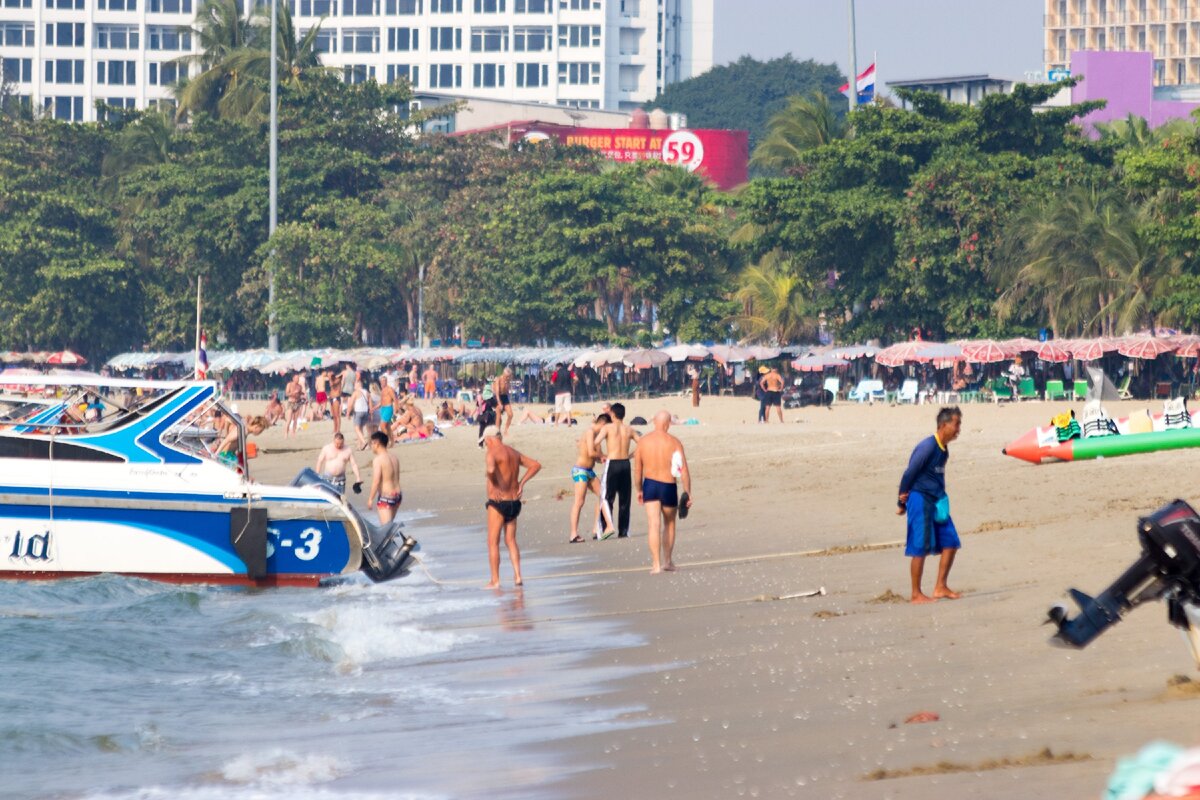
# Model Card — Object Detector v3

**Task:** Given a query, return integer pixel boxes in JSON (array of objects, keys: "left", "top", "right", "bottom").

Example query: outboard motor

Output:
[
  {"left": 290, "top": 468, "right": 418, "bottom": 583},
  {"left": 1048, "top": 499, "right": 1200, "bottom": 649}
]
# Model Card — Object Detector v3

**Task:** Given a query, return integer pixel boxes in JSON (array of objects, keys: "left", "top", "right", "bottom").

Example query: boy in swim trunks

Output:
[
  {"left": 569, "top": 414, "right": 615, "bottom": 543},
  {"left": 368, "top": 430, "right": 402, "bottom": 524},
  {"left": 379, "top": 376, "right": 397, "bottom": 439},
  {"left": 481, "top": 425, "right": 541, "bottom": 588},
  {"left": 633, "top": 411, "right": 692, "bottom": 574},
  {"left": 897, "top": 406, "right": 963, "bottom": 604}
]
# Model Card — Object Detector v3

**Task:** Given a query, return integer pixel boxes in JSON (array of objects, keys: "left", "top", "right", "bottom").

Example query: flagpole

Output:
[
  {"left": 873, "top": 49, "right": 877, "bottom": 104},
  {"left": 194, "top": 275, "right": 203, "bottom": 380},
  {"left": 847, "top": 0, "right": 858, "bottom": 110}
]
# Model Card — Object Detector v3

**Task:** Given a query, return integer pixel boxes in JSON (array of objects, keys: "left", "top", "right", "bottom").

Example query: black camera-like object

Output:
[{"left": 1048, "top": 499, "right": 1200, "bottom": 648}]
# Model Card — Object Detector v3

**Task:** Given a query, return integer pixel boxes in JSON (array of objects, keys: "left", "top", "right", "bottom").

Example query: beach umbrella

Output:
[
  {"left": 1032, "top": 341, "right": 1071, "bottom": 363},
  {"left": 708, "top": 344, "right": 751, "bottom": 363},
  {"left": 1118, "top": 336, "right": 1177, "bottom": 360},
  {"left": 1070, "top": 338, "right": 1122, "bottom": 361},
  {"left": 960, "top": 340, "right": 1010, "bottom": 364},
  {"left": 623, "top": 348, "right": 670, "bottom": 369},
  {"left": 875, "top": 341, "right": 935, "bottom": 367},
  {"left": 913, "top": 343, "right": 962, "bottom": 363},
  {"left": 1000, "top": 337, "right": 1041, "bottom": 353},
  {"left": 744, "top": 345, "right": 782, "bottom": 361},
  {"left": 586, "top": 348, "right": 627, "bottom": 367},
  {"left": 831, "top": 344, "right": 878, "bottom": 360},
  {"left": 791, "top": 354, "right": 848, "bottom": 372},
  {"left": 1174, "top": 336, "right": 1200, "bottom": 358},
  {"left": 46, "top": 350, "right": 87, "bottom": 366},
  {"left": 662, "top": 344, "right": 709, "bottom": 362}
]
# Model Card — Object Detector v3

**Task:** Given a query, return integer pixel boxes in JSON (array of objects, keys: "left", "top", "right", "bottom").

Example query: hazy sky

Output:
[{"left": 714, "top": 0, "right": 1046, "bottom": 86}]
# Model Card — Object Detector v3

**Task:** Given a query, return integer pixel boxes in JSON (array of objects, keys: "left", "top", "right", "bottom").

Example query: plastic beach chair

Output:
[
  {"left": 897, "top": 379, "right": 918, "bottom": 404},
  {"left": 1073, "top": 379, "right": 1089, "bottom": 401},
  {"left": 867, "top": 380, "right": 886, "bottom": 403},
  {"left": 990, "top": 378, "right": 1014, "bottom": 403},
  {"left": 1017, "top": 377, "right": 1037, "bottom": 401},
  {"left": 1117, "top": 374, "right": 1134, "bottom": 400},
  {"left": 1044, "top": 379, "right": 1068, "bottom": 401},
  {"left": 823, "top": 377, "right": 840, "bottom": 404}
]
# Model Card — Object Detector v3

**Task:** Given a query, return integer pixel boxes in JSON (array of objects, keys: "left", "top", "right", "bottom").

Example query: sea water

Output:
[{"left": 0, "top": 512, "right": 649, "bottom": 800}]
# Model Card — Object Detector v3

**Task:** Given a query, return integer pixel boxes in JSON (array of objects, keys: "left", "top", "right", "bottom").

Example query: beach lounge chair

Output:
[
  {"left": 1017, "top": 377, "right": 1038, "bottom": 401},
  {"left": 1117, "top": 374, "right": 1134, "bottom": 400},
  {"left": 1044, "top": 380, "right": 1068, "bottom": 401},
  {"left": 867, "top": 380, "right": 886, "bottom": 403},
  {"left": 1164, "top": 397, "right": 1191, "bottom": 430},
  {"left": 849, "top": 379, "right": 884, "bottom": 403},
  {"left": 1080, "top": 400, "right": 1118, "bottom": 438},
  {"left": 847, "top": 380, "right": 872, "bottom": 402},
  {"left": 1073, "top": 379, "right": 1089, "bottom": 402},
  {"left": 897, "top": 379, "right": 918, "bottom": 404},
  {"left": 823, "top": 377, "right": 840, "bottom": 404},
  {"left": 990, "top": 378, "right": 1014, "bottom": 403}
]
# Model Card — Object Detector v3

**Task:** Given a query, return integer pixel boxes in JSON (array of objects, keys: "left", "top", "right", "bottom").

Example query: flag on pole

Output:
[
  {"left": 196, "top": 331, "right": 209, "bottom": 380},
  {"left": 838, "top": 63, "right": 876, "bottom": 104}
]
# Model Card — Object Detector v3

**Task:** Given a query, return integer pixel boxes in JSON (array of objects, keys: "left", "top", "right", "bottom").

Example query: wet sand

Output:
[{"left": 248, "top": 394, "right": 1200, "bottom": 798}]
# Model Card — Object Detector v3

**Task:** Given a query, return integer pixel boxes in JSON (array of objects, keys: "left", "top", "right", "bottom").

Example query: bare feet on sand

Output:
[
  {"left": 485, "top": 581, "right": 500, "bottom": 590},
  {"left": 650, "top": 566, "right": 662, "bottom": 574},
  {"left": 932, "top": 587, "right": 961, "bottom": 600},
  {"left": 911, "top": 592, "right": 936, "bottom": 604},
  {"left": 663, "top": 563, "right": 677, "bottom": 572}
]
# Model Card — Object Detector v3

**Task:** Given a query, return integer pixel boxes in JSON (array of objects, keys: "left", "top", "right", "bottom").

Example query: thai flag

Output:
[
  {"left": 839, "top": 63, "right": 876, "bottom": 104},
  {"left": 196, "top": 332, "right": 209, "bottom": 380}
]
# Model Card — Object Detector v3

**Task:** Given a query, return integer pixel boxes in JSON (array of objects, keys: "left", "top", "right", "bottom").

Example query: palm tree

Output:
[
  {"left": 177, "top": 0, "right": 258, "bottom": 72},
  {"left": 1091, "top": 203, "right": 1181, "bottom": 335},
  {"left": 100, "top": 110, "right": 175, "bottom": 188},
  {"left": 750, "top": 92, "right": 847, "bottom": 175},
  {"left": 730, "top": 251, "right": 816, "bottom": 343},
  {"left": 1094, "top": 112, "right": 1195, "bottom": 151}
]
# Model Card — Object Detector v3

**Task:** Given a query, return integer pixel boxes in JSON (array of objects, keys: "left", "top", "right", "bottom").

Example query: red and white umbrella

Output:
[
  {"left": 1174, "top": 336, "right": 1200, "bottom": 359},
  {"left": 1001, "top": 337, "right": 1040, "bottom": 354},
  {"left": 46, "top": 350, "right": 87, "bottom": 366},
  {"left": 1032, "top": 341, "right": 1071, "bottom": 363},
  {"left": 1118, "top": 336, "right": 1177, "bottom": 360},
  {"left": 961, "top": 340, "right": 1011, "bottom": 364},
  {"left": 875, "top": 341, "right": 937, "bottom": 368},
  {"left": 1070, "top": 338, "right": 1120, "bottom": 361}
]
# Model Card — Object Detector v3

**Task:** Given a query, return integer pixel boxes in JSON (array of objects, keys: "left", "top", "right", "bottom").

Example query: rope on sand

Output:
[{"left": 407, "top": 540, "right": 905, "bottom": 588}]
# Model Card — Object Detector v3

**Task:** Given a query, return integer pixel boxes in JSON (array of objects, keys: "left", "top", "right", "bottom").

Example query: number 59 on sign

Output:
[{"left": 661, "top": 131, "right": 705, "bottom": 172}]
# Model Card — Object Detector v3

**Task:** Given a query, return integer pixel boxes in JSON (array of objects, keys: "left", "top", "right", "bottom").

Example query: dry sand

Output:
[{"left": 248, "top": 393, "right": 1200, "bottom": 798}]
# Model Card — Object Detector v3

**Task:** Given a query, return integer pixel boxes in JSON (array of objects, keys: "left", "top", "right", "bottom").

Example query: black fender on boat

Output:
[{"left": 290, "top": 468, "right": 418, "bottom": 582}]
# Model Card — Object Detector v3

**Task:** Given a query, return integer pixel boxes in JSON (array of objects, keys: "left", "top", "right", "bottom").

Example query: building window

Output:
[
  {"left": 44, "top": 59, "right": 84, "bottom": 84},
  {"left": 3, "top": 0, "right": 32, "bottom": 9},
  {"left": 1, "top": 57, "right": 32, "bottom": 83},
  {"left": 300, "top": 0, "right": 336, "bottom": 13},
  {"left": 343, "top": 63, "right": 375, "bottom": 83},
  {"left": 1097, "top": 30, "right": 1106, "bottom": 49},
  {"left": 430, "top": 26, "right": 461, "bottom": 50},
  {"left": 98, "top": 0, "right": 136, "bottom": 9},
  {"left": 387, "top": 26, "right": 418, "bottom": 50},
  {"left": 309, "top": 28, "right": 337, "bottom": 52},
  {"left": 513, "top": 26, "right": 550, "bottom": 51},
  {"left": 97, "top": 24, "right": 140, "bottom": 49},
  {"left": 558, "top": 61, "right": 599, "bottom": 85},
  {"left": 47, "top": 95, "right": 85, "bottom": 121},
  {"left": 45, "top": 23, "right": 86, "bottom": 48},
  {"left": 148, "top": 0, "right": 193, "bottom": 12},
  {"left": 472, "top": 62, "right": 504, "bottom": 87},
  {"left": 97, "top": 59, "right": 136, "bottom": 84},
  {"left": 1, "top": 23, "right": 34, "bottom": 47},
  {"left": 559, "top": 24, "right": 600, "bottom": 47},
  {"left": 515, "top": 62, "right": 547, "bottom": 87},
  {"left": 474, "top": 0, "right": 504, "bottom": 10},
  {"left": 557, "top": 98, "right": 598, "bottom": 108},
  {"left": 515, "top": 0, "right": 549, "bottom": 9},
  {"left": 385, "top": 0, "right": 420, "bottom": 10},
  {"left": 45, "top": 0, "right": 84, "bottom": 8},
  {"left": 386, "top": 63, "right": 417, "bottom": 86},
  {"left": 343, "top": 28, "right": 378, "bottom": 52},
  {"left": 429, "top": 63, "right": 461, "bottom": 87},
  {"left": 471, "top": 26, "right": 508, "bottom": 51},
  {"left": 343, "top": 0, "right": 377, "bottom": 13},
  {"left": 429, "top": 0, "right": 460, "bottom": 10},
  {"left": 148, "top": 26, "right": 191, "bottom": 49},
  {"left": 148, "top": 61, "right": 185, "bottom": 84},
  {"left": 559, "top": 0, "right": 599, "bottom": 8}
]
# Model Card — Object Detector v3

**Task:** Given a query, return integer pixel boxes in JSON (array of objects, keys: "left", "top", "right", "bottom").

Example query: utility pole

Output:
[
  {"left": 847, "top": 0, "right": 859, "bottom": 110},
  {"left": 267, "top": 0, "right": 279, "bottom": 351},
  {"left": 417, "top": 263, "right": 425, "bottom": 348}
]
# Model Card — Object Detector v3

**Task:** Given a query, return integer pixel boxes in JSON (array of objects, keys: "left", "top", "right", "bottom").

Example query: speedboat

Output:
[{"left": 0, "top": 375, "right": 415, "bottom": 587}]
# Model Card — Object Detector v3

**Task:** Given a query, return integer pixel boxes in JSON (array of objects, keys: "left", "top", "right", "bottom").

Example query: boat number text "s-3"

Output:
[
  {"left": 7, "top": 531, "right": 52, "bottom": 562},
  {"left": 266, "top": 527, "right": 322, "bottom": 561}
]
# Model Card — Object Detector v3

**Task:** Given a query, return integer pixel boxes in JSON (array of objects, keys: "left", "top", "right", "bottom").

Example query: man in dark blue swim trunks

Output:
[
  {"left": 481, "top": 425, "right": 541, "bottom": 588},
  {"left": 897, "top": 406, "right": 963, "bottom": 604},
  {"left": 633, "top": 411, "right": 692, "bottom": 574}
]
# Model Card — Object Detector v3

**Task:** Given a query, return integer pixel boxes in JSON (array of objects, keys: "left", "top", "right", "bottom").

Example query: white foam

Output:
[
  {"left": 77, "top": 787, "right": 439, "bottom": 800},
  {"left": 219, "top": 748, "right": 343, "bottom": 787}
]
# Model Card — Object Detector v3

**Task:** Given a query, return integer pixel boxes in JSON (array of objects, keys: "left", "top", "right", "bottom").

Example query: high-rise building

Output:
[
  {"left": 1045, "top": 0, "right": 1200, "bottom": 86},
  {"left": 0, "top": 0, "right": 713, "bottom": 121}
]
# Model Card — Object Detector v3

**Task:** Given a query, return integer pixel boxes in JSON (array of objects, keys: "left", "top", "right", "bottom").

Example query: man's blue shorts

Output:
[{"left": 905, "top": 491, "right": 961, "bottom": 557}]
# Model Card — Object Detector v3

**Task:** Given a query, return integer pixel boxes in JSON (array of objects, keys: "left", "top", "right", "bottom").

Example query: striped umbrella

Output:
[
  {"left": 1118, "top": 336, "right": 1177, "bottom": 360},
  {"left": 1174, "top": 336, "right": 1200, "bottom": 358},
  {"left": 1032, "top": 341, "right": 1071, "bottom": 363},
  {"left": 1070, "top": 338, "right": 1119, "bottom": 361},
  {"left": 1001, "top": 337, "right": 1040, "bottom": 353},
  {"left": 875, "top": 341, "right": 937, "bottom": 368},
  {"left": 961, "top": 340, "right": 1011, "bottom": 364}
]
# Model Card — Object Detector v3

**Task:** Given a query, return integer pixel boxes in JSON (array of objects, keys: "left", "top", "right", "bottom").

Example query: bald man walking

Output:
[{"left": 633, "top": 410, "right": 692, "bottom": 574}]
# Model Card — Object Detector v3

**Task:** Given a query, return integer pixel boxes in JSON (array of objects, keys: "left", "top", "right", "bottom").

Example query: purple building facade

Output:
[{"left": 1071, "top": 50, "right": 1200, "bottom": 134}]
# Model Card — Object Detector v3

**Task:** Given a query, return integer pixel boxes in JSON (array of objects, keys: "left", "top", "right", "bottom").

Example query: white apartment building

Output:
[
  {"left": 1045, "top": 0, "right": 1200, "bottom": 85},
  {"left": 0, "top": 0, "right": 712, "bottom": 121}
]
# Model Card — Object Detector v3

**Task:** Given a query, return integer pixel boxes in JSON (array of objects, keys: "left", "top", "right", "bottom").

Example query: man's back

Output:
[
  {"left": 601, "top": 422, "right": 637, "bottom": 459},
  {"left": 487, "top": 444, "right": 521, "bottom": 499},
  {"left": 375, "top": 451, "right": 399, "bottom": 490},
  {"left": 637, "top": 430, "right": 682, "bottom": 482}
]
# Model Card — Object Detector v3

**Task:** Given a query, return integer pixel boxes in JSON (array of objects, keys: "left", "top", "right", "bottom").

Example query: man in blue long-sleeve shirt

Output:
[{"left": 897, "top": 406, "right": 963, "bottom": 604}]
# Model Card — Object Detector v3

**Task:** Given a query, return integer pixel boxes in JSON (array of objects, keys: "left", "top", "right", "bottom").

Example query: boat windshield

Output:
[{"left": 163, "top": 395, "right": 250, "bottom": 478}]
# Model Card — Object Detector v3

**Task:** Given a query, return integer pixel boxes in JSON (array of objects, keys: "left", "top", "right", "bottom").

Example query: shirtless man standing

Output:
[
  {"left": 315, "top": 432, "right": 363, "bottom": 496},
  {"left": 379, "top": 376, "right": 397, "bottom": 441},
  {"left": 759, "top": 367, "right": 785, "bottom": 423},
  {"left": 284, "top": 373, "right": 304, "bottom": 437},
  {"left": 568, "top": 414, "right": 615, "bottom": 543},
  {"left": 422, "top": 364, "right": 439, "bottom": 400},
  {"left": 328, "top": 367, "right": 344, "bottom": 435},
  {"left": 493, "top": 368, "right": 514, "bottom": 436},
  {"left": 633, "top": 410, "right": 693, "bottom": 574},
  {"left": 314, "top": 369, "right": 329, "bottom": 421},
  {"left": 595, "top": 402, "right": 639, "bottom": 539},
  {"left": 480, "top": 425, "right": 541, "bottom": 588},
  {"left": 367, "top": 431, "right": 402, "bottom": 524}
]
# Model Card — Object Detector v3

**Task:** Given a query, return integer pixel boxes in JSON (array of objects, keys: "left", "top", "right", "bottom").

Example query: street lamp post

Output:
[
  {"left": 417, "top": 262, "right": 425, "bottom": 348},
  {"left": 847, "top": 0, "right": 859, "bottom": 111},
  {"left": 267, "top": 0, "right": 279, "bottom": 351}
]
